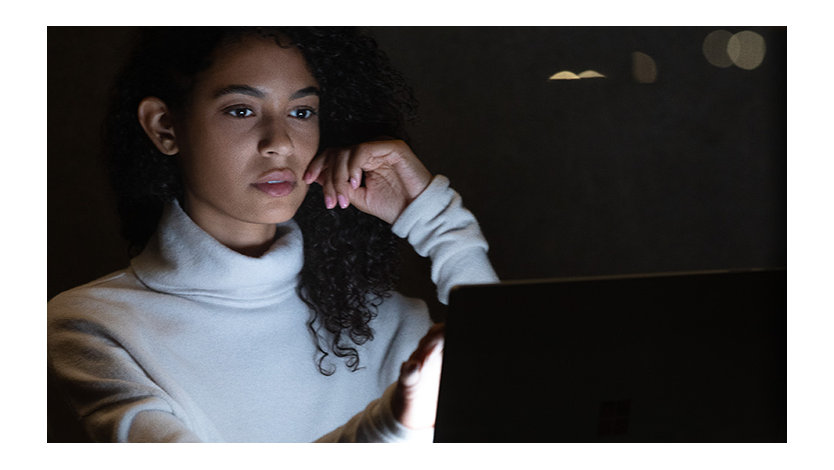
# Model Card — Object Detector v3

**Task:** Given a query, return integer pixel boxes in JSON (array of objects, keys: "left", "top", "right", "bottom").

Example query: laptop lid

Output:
[{"left": 433, "top": 268, "right": 786, "bottom": 442}]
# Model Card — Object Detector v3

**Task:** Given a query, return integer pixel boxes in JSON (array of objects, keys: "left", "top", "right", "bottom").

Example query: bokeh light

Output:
[
  {"left": 727, "top": 30, "right": 766, "bottom": 70},
  {"left": 703, "top": 29, "right": 766, "bottom": 70},
  {"left": 549, "top": 71, "right": 580, "bottom": 80},
  {"left": 631, "top": 51, "right": 657, "bottom": 83},
  {"left": 549, "top": 70, "right": 605, "bottom": 80},
  {"left": 702, "top": 29, "right": 734, "bottom": 68},
  {"left": 577, "top": 70, "right": 606, "bottom": 78}
]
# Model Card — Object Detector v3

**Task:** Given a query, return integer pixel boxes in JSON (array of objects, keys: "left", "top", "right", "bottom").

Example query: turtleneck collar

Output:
[{"left": 130, "top": 201, "right": 304, "bottom": 307}]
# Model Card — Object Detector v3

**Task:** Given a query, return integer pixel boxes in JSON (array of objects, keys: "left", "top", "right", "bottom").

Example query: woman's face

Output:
[{"left": 171, "top": 36, "right": 320, "bottom": 246}]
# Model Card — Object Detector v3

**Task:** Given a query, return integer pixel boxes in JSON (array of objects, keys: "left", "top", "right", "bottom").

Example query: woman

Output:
[{"left": 47, "top": 27, "right": 498, "bottom": 442}]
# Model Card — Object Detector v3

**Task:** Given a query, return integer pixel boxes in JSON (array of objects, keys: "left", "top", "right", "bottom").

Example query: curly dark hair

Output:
[{"left": 104, "top": 26, "right": 418, "bottom": 375}]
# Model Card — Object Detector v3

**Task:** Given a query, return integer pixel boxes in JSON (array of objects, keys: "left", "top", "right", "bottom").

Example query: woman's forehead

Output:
[{"left": 194, "top": 36, "right": 317, "bottom": 94}]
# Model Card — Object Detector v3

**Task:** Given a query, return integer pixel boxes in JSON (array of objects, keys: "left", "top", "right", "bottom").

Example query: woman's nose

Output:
[{"left": 258, "top": 118, "right": 294, "bottom": 158}]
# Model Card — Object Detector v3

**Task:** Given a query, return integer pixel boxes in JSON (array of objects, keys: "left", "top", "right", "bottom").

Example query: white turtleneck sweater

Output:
[{"left": 47, "top": 175, "right": 498, "bottom": 442}]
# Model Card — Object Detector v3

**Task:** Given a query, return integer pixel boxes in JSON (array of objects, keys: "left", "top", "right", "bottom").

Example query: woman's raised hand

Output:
[{"left": 303, "top": 139, "right": 432, "bottom": 224}]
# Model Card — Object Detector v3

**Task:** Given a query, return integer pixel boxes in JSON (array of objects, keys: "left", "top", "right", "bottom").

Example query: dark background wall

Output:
[{"left": 47, "top": 27, "right": 786, "bottom": 314}]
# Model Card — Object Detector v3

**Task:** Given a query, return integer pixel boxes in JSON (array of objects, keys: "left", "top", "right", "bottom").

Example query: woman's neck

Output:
[{"left": 180, "top": 198, "right": 278, "bottom": 258}]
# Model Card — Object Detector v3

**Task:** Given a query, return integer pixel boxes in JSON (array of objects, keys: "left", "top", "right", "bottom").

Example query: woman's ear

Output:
[{"left": 137, "top": 97, "right": 179, "bottom": 155}]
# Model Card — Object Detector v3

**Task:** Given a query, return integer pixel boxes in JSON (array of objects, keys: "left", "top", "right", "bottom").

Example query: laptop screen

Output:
[{"left": 433, "top": 269, "right": 786, "bottom": 442}]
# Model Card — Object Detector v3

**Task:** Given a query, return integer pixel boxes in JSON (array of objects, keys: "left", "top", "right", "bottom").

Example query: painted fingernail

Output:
[
  {"left": 350, "top": 177, "right": 359, "bottom": 189},
  {"left": 337, "top": 194, "right": 349, "bottom": 209},
  {"left": 325, "top": 195, "right": 335, "bottom": 209}
]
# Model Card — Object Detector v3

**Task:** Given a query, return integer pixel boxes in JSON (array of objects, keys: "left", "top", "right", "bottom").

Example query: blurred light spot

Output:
[
  {"left": 702, "top": 29, "right": 734, "bottom": 68},
  {"left": 727, "top": 30, "right": 766, "bottom": 70},
  {"left": 549, "top": 71, "right": 581, "bottom": 80},
  {"left": 549, "top": 70, "right": 606, "bottom": 80},
  {"left": 703, "top": 29, "right": 767, "bottom": 70},
  {"left": 631, "top": 51, "right": 657, "bottom": 83}
]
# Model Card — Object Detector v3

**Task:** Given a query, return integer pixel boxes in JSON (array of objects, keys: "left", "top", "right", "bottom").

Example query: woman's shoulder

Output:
[
  {"left": 47, "top": 267, "right": 147, "bottom": 323},
  {"left": 373, "top": 291, "right": 434, "bottom": 338}
]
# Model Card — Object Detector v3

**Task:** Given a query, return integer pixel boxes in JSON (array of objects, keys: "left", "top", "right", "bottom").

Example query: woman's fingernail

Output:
[
  {"left": 325, "top": 196, "right": 335, "bottom": 209},
  {"left": 338, "top": 194, "right": 349, "bottom": 209},
  {"left": 401, "top": 360, "right": 421, "bottom": 386},
  {"left": 402, "top": 360, "right": 418, "bottom": 374},
  {"left": 350, "top": 177, "right": 359, "bottom": 189}
]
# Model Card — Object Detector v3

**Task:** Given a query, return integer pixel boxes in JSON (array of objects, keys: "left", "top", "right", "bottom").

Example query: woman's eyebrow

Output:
[
  {"left": 290, "top": 86, "right": 320, "bottom": 100},
  {"left": 212, "top": 85, "right": 320, "bottom": 101},
  {"left": 213, "top": 84, "right": 265, "bottom": 99}
]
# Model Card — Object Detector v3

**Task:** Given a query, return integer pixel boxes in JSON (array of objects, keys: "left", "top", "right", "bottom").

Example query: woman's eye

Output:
[
  {"left": 290, "top": 108, "right": 317, "bottom": 120},
  {"left": 226, "top": 107, "right": 254, "bottom": 118}
]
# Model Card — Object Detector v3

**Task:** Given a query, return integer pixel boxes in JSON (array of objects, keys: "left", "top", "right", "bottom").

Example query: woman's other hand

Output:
[
  {"left": 303, "top": 139, "right": 432, "bottom": 224},
  {"left": 391, "top": 323, "right": 445, "bottom": 430}
]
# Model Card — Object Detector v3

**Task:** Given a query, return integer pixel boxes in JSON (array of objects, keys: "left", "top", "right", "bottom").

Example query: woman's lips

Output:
[
  {"left": 252, "top": 169, "right": 297, "bottom": 197},
  {"left": 253, "top": 181, "right": 295, "bottom": 197}
]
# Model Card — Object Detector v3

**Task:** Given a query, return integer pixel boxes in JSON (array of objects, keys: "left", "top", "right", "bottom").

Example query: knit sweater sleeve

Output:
[
  {"left": 314, "top": 383, "right": 435, "bottom": 442},
  {"left": 315, "top": 175, "right": 499, "bottom": 443},
  {"left": 392, "top": 174, "right": 499, "bottom": 304},
  {"left": 47, "top": 303, "right": 203, "bottom": 443}
]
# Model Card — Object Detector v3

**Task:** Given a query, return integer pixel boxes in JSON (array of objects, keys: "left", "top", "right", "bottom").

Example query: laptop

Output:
[{"left": 432, "top": 268, "right": 786, "bottom": 442}]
